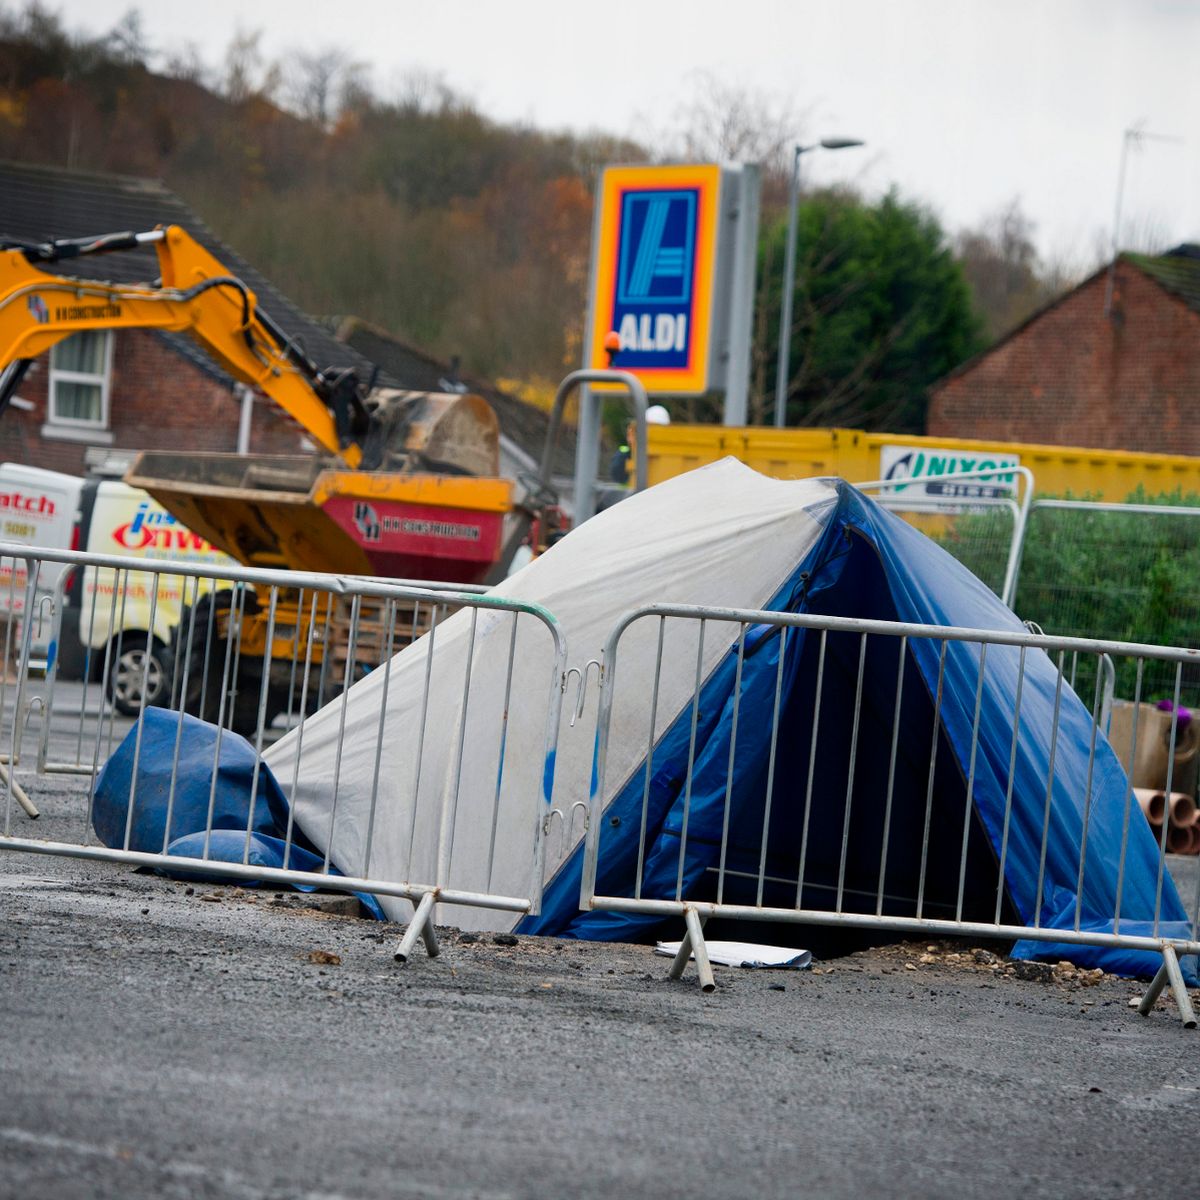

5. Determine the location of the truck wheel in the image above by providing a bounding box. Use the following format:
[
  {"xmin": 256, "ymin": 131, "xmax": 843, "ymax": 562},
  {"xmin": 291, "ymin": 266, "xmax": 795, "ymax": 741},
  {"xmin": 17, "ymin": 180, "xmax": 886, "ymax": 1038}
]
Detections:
[
  {"xmin": 177, "ymin": 590, "xmax": 277, "ymax": 736},
  {"xmin": 106, "ymin": 634, "xmax": 169, "ymax": 715}
]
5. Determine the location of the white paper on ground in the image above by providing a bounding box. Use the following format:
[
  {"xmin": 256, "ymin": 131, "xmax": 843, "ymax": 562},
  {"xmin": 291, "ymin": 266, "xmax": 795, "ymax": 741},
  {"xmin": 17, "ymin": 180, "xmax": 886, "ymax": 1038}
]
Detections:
[{"xmin": 654, "ymin": 940, "xmax": 813, "ymax": 969}]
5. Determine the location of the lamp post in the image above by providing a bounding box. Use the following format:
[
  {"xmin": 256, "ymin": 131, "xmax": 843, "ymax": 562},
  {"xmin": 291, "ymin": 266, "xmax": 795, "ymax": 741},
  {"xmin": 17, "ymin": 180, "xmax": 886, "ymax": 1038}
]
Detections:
[{"xmin": 774, "ymin": 137, "xmax": 865, "ymax": 428}]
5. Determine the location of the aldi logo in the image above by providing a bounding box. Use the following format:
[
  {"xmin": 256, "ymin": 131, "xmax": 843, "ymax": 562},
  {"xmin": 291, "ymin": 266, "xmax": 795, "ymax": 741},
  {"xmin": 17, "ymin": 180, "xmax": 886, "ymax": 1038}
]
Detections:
[
  {"xmin": 617, "ymin": 192, "xmax": 696, "ymax": 305},
  {"xmin": 588, "ymin": 165, "xmax": 722, "ymax": 395},
  {"xmin": 612, "ymin": 191, "xmax": 696, "ymax": 362}
]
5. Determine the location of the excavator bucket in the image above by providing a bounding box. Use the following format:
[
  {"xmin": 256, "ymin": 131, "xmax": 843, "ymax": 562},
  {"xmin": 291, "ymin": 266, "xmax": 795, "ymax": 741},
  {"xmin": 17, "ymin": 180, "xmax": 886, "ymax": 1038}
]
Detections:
[
  {"xmin": 125, "ymin": 391, "xmax": 513, "ymax": 584},
  {"xmin": 365, "ymin": 389, "xmax": 500, "ymax": 477},
  {"xmin": 126, "ymin": 453, "xmax": 513, "ymax": 584}
]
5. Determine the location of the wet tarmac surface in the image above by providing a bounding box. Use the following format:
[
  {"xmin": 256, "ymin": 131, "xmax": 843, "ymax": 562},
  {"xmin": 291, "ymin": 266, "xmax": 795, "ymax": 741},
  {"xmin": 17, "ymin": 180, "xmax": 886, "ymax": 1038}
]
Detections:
[{"xmin": 1, "ymin": 692, "xmax": 1199, "ymax": 1198}]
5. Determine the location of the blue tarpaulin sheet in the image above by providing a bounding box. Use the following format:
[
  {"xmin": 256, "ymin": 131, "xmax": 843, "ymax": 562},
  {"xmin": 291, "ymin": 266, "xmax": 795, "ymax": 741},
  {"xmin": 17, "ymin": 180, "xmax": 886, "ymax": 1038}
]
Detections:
[
  {"xmin": 522, "ymin": 482, "xmax": 1196, "ymax": 980},
  {"xmin": 92, "ymin": 709, "xmax": 384, "ymax": 919}
]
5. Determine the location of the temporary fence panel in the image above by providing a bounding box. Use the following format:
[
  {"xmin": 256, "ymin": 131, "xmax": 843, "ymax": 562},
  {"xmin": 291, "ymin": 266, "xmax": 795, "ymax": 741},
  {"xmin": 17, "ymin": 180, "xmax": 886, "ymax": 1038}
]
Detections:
[
  {"xmin": 1010, "ymin": 498, "xmax": 1200, "ymax": 708},
  {"xmin": 580, "ymin": 604, "xmax": 1200, "ymax": 1025},
  {"xmin": 0, "ymin": 543, "xmax": 567, "ymax": 961},
  {"xmin": 855, "ymin": 466, "xmax": 1033, "ymax": 607},
  {"xmin": 0, "ymin": 543, "xmax": 64, "ymax": 669},
  {"xmin": 25, "ymin": 558, "xmax": 488, "ymax": 774}
]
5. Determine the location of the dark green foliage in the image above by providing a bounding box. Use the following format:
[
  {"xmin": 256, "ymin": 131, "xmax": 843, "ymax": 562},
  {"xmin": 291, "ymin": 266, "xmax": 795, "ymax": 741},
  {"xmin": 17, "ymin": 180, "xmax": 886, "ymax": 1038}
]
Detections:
[
  {"xmin": 761, "ymin": 189, "xmax": 985, "ymax": 433},
  {"xmin": 940, "ymin": 487, "xmax": 1200, "ymax": 704}
]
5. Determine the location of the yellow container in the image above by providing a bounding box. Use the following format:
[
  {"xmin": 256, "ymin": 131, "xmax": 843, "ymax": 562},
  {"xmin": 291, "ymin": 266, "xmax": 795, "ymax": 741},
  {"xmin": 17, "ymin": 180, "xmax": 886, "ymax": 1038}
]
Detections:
[{"xmin": 644, "ymin": 425, "xmax": 1200, "ymax": 500}]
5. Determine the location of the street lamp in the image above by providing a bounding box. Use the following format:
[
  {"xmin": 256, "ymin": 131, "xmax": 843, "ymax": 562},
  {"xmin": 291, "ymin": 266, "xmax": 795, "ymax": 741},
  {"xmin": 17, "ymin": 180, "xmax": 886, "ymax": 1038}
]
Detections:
[{"xmin": 774, "ymin": 137, "xmax": 865, "ymax": 428}]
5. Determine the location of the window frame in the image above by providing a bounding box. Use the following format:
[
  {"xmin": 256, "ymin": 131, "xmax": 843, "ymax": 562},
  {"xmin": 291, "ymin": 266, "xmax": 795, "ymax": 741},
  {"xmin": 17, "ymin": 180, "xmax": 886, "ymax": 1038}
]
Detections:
[{"xmin": 47, "ymin": 330, "xmax": 114, "ymax": 431}]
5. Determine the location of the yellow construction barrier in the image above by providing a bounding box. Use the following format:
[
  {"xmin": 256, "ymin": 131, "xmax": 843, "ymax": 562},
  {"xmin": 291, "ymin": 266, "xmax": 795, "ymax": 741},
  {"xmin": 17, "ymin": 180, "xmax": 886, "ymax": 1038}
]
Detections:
[{"xmin": 645, "ymin": 425, "xmax": 1200, "ymax": 500}]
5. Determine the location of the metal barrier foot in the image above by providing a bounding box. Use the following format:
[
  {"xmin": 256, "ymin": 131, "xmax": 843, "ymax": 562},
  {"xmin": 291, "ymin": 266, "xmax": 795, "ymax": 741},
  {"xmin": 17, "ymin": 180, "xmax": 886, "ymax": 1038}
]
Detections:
[
  {"xmin": 0, "ymin": 761, "xmax": 38, "ymax": 819},
  {"xmin": 667, "ymin": 907, "xmax": 715, "ymax": 993},
  {"xmin": 1137, "ymin": 945, "xmax": 1197, "ymax": 1029},
  {"xmin": 394, "ymin": 890, "xmax": 438, "ymax": 964}
]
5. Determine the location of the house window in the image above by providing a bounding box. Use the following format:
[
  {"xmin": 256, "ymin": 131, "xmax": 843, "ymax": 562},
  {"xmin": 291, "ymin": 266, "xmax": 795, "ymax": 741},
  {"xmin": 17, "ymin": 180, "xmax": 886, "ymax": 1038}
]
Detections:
[{"xmin": 47, "ymin": 331, "xmax": 113, "ymax": 430}]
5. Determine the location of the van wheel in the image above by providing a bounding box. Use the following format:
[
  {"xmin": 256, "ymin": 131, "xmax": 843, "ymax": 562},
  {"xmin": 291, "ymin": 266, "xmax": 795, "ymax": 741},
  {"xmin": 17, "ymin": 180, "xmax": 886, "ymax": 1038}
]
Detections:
[{"xmin": 106, "ymin": 635, "xmax": 169, "ymax": 715}]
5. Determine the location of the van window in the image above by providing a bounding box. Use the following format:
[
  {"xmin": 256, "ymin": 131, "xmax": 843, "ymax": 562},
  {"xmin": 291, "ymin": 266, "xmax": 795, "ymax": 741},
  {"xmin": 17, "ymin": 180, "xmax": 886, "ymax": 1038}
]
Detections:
[{"xmin": 49, "ymin": 331, "xmax": 112, "ymax": 429}]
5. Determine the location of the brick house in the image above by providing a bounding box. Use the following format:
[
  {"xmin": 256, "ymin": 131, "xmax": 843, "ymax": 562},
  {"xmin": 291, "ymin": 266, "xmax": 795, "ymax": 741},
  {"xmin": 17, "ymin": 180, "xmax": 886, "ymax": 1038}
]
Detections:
[
  {"xmin": 0, "ymin": 160, "xmax": 385, "ymax": 474},
  {"xmin": 928, "ymin": 245, "xmax": 1200, "ymax": 455}
]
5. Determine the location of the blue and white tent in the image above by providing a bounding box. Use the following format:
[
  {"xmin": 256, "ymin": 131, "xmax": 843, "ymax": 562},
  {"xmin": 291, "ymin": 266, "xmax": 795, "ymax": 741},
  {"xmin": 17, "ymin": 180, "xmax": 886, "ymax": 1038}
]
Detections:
[{"xmin": 253, "ymin": 459, "xmax": 1192, "ymax": 976}]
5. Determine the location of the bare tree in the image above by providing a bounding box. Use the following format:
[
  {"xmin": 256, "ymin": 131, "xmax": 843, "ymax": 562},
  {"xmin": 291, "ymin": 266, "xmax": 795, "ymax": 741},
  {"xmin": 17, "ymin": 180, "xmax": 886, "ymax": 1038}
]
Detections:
[
  {"xmin": 389, "ymin": 67, "xmax": 463, "ymax": 116},
  {"xmin": 162, "ymin": 39, "xmax": 210, "ymax": 86},
  {"xmin": 956, "ymin": 199, "xmax": 1065, "ymax": 340},
  {"xmin": 106, "ymin": 8, "xmax": 149, "ymax": 66},
  {"xmin": 661, "ymin": 73, "xmax": 805, "ymax": 211},
  {"xmin": 285, "ymin": 47, "xmax": 366, "ymax": 128},
  {"xmin": 222, "ymin": 28, "xmax": 280, "ymax": 104}
]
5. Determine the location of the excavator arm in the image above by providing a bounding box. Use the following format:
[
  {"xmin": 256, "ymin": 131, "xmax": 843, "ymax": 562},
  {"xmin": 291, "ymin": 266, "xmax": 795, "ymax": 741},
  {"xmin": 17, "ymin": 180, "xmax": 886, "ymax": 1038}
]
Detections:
[{"xmin": 0, "ymin": 225, "xmax": 370, "ymax": 467}]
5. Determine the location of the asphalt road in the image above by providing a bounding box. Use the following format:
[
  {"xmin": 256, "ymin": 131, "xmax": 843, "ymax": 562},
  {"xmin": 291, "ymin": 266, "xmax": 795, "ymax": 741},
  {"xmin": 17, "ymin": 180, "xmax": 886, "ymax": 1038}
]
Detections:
[{"xmin": 1, "ymin": 691, "xmax": 1199, "ymax": 1199}]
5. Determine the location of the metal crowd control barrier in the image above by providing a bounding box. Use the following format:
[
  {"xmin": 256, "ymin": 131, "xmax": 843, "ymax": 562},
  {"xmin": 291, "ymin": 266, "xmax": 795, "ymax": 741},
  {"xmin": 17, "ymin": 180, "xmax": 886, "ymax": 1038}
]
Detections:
[
  {"xmin": 855, "ymin": 466, "xmax": 1034, "ymax": 607},
  {"xmin": 0, "ymin": 543, "xmax": 568, "ymax": 963},
  {"xmin": 581, "ymin": 603, "xmax": 1200, "ymax": 1025},
  {"xmin": 23, "ymin": 559, "xmax": 486, "ymax": 778}
]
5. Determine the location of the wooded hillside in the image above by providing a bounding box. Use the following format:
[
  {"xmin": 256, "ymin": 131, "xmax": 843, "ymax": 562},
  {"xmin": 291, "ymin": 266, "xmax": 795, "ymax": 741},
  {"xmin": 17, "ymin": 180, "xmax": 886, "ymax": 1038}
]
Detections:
[{"xmin": 0, "ymin": 5, "xmax": 1073, "ymax": 430}]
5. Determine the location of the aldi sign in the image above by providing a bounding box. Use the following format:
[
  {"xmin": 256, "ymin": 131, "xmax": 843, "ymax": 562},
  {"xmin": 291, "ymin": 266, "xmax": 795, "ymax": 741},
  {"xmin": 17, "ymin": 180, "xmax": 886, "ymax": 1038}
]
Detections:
[{"xmin": 586, "ymin": 164, "xmax": 723, "ymax": 395}]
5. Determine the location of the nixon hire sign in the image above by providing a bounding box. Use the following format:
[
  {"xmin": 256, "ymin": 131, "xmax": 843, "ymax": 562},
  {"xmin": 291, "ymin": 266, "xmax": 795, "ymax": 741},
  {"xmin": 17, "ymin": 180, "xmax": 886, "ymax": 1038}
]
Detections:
[{"xmin": 880, "ymin": 445, "xmax": 1020, "ymax": 500}]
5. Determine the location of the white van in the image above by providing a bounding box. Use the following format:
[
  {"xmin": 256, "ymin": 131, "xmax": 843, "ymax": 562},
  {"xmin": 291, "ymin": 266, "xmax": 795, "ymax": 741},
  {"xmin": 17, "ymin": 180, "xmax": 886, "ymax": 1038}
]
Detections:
[
  {"xmin": 59, "ymin": 480, "xmax": 236, "ymax": 712},
  {"xmin": 0, "ymin": 464, "xmax": 84, "ymax": 665}
]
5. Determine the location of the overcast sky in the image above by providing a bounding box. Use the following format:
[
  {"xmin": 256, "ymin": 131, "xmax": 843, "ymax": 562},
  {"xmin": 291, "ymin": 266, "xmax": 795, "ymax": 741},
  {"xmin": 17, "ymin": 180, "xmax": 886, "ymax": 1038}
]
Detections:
[{"xmin": 53, "ymin": 0, "xmax": 1200, "ymax": 266}]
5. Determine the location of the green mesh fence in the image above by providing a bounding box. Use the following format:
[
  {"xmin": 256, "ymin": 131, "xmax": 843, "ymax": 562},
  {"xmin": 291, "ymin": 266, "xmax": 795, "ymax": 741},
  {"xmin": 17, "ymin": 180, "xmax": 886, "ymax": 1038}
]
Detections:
[{"xmin": 1012, "ymin": 497, "xmax": 1200, "ymax": 708}]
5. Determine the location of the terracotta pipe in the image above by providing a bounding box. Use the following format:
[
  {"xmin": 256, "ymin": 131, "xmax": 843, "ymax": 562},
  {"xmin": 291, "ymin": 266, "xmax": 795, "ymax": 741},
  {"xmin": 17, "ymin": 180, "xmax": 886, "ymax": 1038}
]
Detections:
[
  {"xmin": 1135, "ymin": 788, "xmax": 1167, "ymax": 825},
  {"xmin": 1168, "ymin": 791, "xmax": 1197, "ymax": 828},
  {"xmin": 1167, "ymin": 822, "xmax": 1200, "ymax": 855}
]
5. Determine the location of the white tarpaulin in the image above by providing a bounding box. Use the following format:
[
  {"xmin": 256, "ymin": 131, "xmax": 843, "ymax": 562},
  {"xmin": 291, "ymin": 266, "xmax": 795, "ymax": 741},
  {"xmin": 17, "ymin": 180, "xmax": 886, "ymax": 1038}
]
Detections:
[{"xmin": 263, "ymin": 459, "xmax": 836, "ymax": 929}]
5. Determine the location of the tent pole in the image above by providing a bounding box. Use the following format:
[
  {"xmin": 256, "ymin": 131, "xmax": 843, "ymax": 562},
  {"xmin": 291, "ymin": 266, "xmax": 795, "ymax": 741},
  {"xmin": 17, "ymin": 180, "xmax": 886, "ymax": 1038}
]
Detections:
[
  {"xmin": 1137, "ymin": 945, "xmax": 1196, "ymax": 1028},
  {"xmin": 394, "ymin": 890, "xmax": 438, "ymax": 964}
]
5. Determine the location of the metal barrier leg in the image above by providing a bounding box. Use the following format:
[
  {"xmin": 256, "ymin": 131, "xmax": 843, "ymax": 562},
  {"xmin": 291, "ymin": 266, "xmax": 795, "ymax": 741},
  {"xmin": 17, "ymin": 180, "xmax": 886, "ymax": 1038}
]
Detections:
[
  {"xmin": 1163, "ymin": 945, "xmax": 1197, "ymax": 1029},
  {"xmin": 420, "ymin": 912, "xmax": 441, "ymax": 960},
  {"xmin": 1138, "ymin": 945, "xmax": 1197, "ymax": 1029},
  {"xmin": 667, "ymin": 926, "xmax": 694, "ymax": 979},
  {"xmin": 0, "ymin": 760, "xmax": 37, "ymax": 819},
  {"xmin": 394, "ymin": 890, "xmax": 438, "ymax": 964},
  {"xmin": 667, "ymin": 906, "xmax": 715, "ymax": 993}
]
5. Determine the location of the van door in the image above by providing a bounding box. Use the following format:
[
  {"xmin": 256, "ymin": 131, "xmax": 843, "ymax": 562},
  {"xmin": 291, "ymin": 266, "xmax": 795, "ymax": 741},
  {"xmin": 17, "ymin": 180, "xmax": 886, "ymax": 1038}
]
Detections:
[
  {"xmin": 0, "ymin": 464, "xmax": 83, "ymax": 667},
  {"xmin": 78, "ymin": 482, "xmax": 236, "ymax": 712}
]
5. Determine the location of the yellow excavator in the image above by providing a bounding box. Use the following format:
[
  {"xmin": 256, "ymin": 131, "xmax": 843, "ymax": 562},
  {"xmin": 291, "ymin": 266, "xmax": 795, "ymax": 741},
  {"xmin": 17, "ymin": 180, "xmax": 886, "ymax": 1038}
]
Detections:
[{"xmin": 0, "ymin": 224, "xmax": 520, "ymax": 728}]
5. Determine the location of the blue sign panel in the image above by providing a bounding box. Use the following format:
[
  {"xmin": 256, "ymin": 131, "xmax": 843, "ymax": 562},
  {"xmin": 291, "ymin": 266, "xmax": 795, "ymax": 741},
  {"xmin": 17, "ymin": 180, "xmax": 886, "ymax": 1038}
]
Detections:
[{"xmin": 610, "ymin": 188, "xmax": 699, "ymax": 370}]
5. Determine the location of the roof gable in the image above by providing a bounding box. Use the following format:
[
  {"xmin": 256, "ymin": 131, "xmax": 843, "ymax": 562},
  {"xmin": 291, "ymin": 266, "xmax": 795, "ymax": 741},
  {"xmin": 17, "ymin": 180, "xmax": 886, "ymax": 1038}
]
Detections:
[
  {"xmin": 1127, "ymin": 245, "xmax": 1200, "ymax": 316},
  {"xmin": 931, "ymin": 246, "xmax": 1200, "ymax": 395}
]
